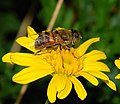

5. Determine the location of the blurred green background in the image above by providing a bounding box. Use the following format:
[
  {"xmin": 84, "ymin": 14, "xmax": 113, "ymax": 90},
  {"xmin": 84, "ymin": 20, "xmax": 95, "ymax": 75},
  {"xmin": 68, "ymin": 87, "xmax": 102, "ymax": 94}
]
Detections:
[{"xmin": 0, "ymin": 0, "xmax": 120, "ymax": 104}]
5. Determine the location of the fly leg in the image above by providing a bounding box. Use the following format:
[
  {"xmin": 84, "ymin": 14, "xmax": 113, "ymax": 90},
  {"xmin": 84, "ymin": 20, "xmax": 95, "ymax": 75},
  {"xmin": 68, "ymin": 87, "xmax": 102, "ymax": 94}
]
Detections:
[
  {"xmin": 34, "ymin": 44, "xmax": 47, "ymax": 55},
  {"xmin": 58, "ymin": 44, "xmax": 65, "ymax": 68}
]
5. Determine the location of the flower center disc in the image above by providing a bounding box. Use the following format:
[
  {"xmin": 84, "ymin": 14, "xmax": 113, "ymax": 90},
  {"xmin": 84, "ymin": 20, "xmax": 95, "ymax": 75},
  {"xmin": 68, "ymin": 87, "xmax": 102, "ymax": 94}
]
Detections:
[{"xmin": 45, "ymin": 49, "xmax": 82, "ymax": 76}]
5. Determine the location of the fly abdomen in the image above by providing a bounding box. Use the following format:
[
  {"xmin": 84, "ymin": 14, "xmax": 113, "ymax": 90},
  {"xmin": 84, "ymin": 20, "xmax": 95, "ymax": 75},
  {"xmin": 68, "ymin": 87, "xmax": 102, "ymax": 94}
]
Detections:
[
  {"xmin": 35, "ymin": 37, "xmax": 44, "ymax": 49},
  {"xmin": 35, "ymin": 34, "xmax": 50, "ymax": 49}
]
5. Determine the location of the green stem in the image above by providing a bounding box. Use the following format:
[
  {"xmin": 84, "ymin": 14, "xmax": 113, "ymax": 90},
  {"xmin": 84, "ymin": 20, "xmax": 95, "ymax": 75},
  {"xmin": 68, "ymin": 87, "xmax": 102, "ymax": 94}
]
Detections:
[{"xmin": 45, "ymin": 99, "xmax": 49, "ymax": 104}]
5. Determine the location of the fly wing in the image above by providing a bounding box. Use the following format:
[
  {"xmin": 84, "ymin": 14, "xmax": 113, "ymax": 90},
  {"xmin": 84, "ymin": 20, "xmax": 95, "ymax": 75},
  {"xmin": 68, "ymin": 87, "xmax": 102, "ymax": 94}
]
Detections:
[{"xmin": 56, "ymin": 29, "xmax": 72, "ymax": 44}]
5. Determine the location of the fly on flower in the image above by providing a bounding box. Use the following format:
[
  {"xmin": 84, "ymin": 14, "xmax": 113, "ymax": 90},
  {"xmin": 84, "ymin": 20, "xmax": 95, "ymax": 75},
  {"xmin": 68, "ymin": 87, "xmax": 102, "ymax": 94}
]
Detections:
[
  {"xmin": 2, "ymin": 26, "xmax": 117, "ymax": 103},
  {"xmin": 34, "ymin": 27, "xmax": 82, "ymax": 51}
]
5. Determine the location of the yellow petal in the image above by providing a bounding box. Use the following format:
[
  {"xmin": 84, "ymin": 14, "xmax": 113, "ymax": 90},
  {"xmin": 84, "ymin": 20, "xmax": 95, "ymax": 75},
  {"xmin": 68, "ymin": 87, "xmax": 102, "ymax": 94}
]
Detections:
[
  {"xmin": 12, "ymin": 66, "xmax": 54, "ymax": 84},
  {"xmin": 84, "ymin": 50, "xmax": 106, "ymax": 62},
  {"xmin": 4, "ymin": 52, "xmax": 49, "ymax": 66},
  {"xmin": 47, "ymin": 74, "xmax": 58, "ymax": 103},
  {"xmin": 54, "ymin": 54, "xmax": 63, "ymax": 73},
  {"xmin": 104, "ymin": 80, "xmax": 116, "ymax": 91},
  {"xmin": 115, "ymin": 59, "xmax": 120, "ymax": 69},
  {"xmin": 115, "ymin": 74, "xmax": 120, "ymax": 79},
  {"xmin": 83, "ymin": 62, "xmax": 110, "ymax": 72},
  {"xmin": 88, "ymin": 71, "xmax": 109, "ymax": 80},
  {"xmin": 56, "ymin": 74, "xmax": 67, "ymax": 92},
  {"xmin": 78, "ymin": 71, "xmax": 98, "ymax": 86},
  {"xmin": 57, "ymin": 78, "xmax": 72, "ymax": 99},
  {"xmin": 75, "ymin": 37, "xmax": 100, "ymax": 57},
  {"xmin": 27, "ymin": 26, "xmax": 39, "ymax": 40},
  {"xmin": 2, "ymin": 53, "xmax": 13, "ymax": 64},
  {"xmin": 69, "ymin": 76, "xmax": 87, "ymax": 100},
  {"xmin": 16, "ymin": 37, "xmax": 37, "ymax": 53}
]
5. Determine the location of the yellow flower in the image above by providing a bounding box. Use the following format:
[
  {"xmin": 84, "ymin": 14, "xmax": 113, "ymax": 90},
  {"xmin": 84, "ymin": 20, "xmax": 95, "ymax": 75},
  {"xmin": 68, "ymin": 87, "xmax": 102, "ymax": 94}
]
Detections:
[
  {"xmin": 115, "ymin": 58, "xmax": 120, "ymax": 79},
  {"xmin": 2, "ymin": 26, "xmax": 116, "ymax": 103}
]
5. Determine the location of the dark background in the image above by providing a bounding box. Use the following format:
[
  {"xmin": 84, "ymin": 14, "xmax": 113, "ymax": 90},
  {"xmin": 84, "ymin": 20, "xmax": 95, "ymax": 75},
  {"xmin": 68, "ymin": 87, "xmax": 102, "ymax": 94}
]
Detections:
[{"xmin": 0, "ymin": 0, "xmax": 120, "ymax": 104}]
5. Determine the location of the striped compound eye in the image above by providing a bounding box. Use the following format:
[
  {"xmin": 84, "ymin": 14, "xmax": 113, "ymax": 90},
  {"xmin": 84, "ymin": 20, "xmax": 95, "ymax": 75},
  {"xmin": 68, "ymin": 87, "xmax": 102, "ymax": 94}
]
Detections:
[{"xmin": 71, "ymin": 29, "xmax": 82, "ymax": 44}]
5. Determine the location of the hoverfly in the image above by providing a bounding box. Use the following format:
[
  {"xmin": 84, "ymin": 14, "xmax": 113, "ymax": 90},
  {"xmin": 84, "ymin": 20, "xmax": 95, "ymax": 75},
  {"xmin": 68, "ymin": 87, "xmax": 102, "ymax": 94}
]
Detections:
[{"xmin": 34, "ymin": 27, "xmax": 82, "ymax": 52}]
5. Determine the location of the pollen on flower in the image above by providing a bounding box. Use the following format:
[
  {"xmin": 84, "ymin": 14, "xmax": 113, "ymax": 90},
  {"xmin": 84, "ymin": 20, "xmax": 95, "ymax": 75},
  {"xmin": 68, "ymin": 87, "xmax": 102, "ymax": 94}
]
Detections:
[
  {"xmin": 29, "ymin": 41, "xmax": 36, "ymax": 51},
  {"xmin": 44, "ymin": 49, "xmax": 83, "ymax": 77},
  {"xmin": 30, "ymin": 41, "xmax": 35, "ymax": 47}
]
